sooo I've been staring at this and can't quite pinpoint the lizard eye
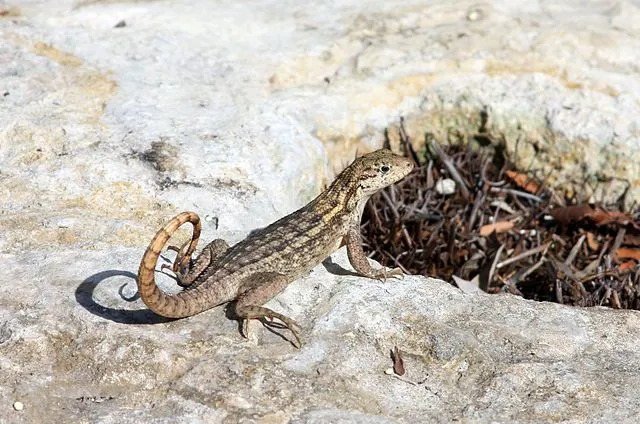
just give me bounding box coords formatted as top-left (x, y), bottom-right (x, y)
top-left (380, 165), bottom-right (390, 173)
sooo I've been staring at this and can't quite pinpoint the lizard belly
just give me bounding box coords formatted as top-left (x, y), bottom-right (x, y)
top-left (286, 234), bottom-right (343, 279)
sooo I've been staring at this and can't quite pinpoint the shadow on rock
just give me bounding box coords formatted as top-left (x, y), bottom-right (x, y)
top-left (322, 256), bottom-right (359, 277)
top-left (75, 270), bottom-right (172, 324)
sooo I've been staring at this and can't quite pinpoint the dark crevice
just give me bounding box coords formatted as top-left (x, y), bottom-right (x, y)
top-left (362, 123), bottom-right (640, 309)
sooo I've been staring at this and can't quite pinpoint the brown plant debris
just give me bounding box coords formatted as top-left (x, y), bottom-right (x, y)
top-left (391, 346), bottom-right (405, 376)
top-left (479, 221), bottom-right (514, 236)
top-left (361, 123), bottom-right (640, 309)
top-left (550, 204), bottom-right (639, 229)
top-left (505, 170), bottom-right (541, 194)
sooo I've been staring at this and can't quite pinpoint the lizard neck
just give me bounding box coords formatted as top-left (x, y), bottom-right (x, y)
top-left (310, 166), bottom-right (368, 225)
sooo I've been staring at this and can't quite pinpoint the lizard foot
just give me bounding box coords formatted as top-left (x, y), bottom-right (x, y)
top-left (159, 262), bottom-right (185, 283)
top-left (240, 310), bottom-right (302, 348)
top-left (265, 315), bottom-right (302, 349)
top-left (373, 267), bottom-right (404, 282)
top-left (167, 241), bottom-right (192, 273)
top-left (159, 263), bottom-right (176, 276)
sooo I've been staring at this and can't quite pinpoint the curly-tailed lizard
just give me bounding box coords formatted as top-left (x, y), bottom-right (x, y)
top-left (137, 149), bottom-right (414, 346)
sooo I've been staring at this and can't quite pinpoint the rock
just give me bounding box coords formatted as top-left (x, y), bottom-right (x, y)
top-left (3, 248), bottom-right (640, 423)
top-left (435, 178), bottom-right (456, 195)
top-left (2, 0), bottom-right (640, 423)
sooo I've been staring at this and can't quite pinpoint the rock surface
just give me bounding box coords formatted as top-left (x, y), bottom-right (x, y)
top-left (5, 248), bottom-right (640, 423)
top-left (2, 0), bottom-right (640, 423)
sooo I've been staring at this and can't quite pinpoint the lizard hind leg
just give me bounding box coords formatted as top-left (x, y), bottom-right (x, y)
top-left (158, 219), bottom-right (203, 278)
top-left (160, 241), bottom-right (191, 277)
top-left (235, 272), bottom-right (302, 348)
top-left (175, 238), bottom-right (230, 288)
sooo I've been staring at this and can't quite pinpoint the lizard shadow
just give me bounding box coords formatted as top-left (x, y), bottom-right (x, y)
top-left (77, 270), bottom-right (298, 346)
top-left (75, 269), bottom-right (173, 325)
top-left (321, 256), bottom-right (360, 277)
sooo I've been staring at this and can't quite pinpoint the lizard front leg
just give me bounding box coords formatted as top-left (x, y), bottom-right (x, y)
top-left (235, 272), bottom-right (301, 348)
top-left (345, 226), bottom-right (403, 281)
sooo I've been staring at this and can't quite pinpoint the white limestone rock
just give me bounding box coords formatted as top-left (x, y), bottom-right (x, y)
top-left (3, 248), bottom-right (640, 423)
top-left (2, 0), bottom-right (640, 423)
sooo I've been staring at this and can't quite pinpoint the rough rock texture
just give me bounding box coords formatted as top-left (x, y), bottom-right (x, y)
top-left (2, 0), bottom-right (640, 423)
top-left (5, 248), bottom-right (640, 423)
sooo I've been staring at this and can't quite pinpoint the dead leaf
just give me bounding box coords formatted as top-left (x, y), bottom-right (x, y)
top-left (616, 247), bottom-right (640, 261)
top-left (479, 221), bottom-right (514, 236)
top-left (391, 346), bottom-right (405, 376)
top-left (505, 170), bottom-right (540, 193)
top-left (550, 204), bottom-right (636, 228)
top-left (618, 260), bottom-right (637, 272)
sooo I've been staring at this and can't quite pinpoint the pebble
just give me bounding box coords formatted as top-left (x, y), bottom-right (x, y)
top-left (467, 8), bottom-right (483, 21)
top-left (435, 178), bottom-right (456, 195)
top-left (13, 401), bottom-right (24, 411)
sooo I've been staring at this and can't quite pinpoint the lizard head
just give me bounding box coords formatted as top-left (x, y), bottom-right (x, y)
top-left (351, 149), bottom-right (414, 196)
top-left (322, 148), bottom-right (414, 214)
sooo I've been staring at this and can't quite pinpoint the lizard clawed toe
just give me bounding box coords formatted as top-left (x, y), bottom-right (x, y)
top-left (159, 263), bottom-right (181, 282)
top-left (284, 321), bottom-right (302, 348)
top-left (373, 267), bottom-right (404, 282)
top-left (264, 315), bottom-right (302, 348)
top-left (240, 317), bottom-right (302, 348)
top-left (387, 267), bottom-right (404, 280)
top-left (241, 319), bottom-right (251, 339)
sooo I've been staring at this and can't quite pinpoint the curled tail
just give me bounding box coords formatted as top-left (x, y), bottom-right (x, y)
top-left (137, 211), bottom-right (205, 318)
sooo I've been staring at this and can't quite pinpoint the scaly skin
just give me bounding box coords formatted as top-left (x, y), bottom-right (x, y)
top-left (136, 149), bottom-right (414, 346)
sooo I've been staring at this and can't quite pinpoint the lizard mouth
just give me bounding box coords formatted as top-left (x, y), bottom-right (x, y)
top-left (397, 157), bottom-right (415, 179)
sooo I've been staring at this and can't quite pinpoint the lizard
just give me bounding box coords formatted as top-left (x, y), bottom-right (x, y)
top-left (136, 148), bottom-right (414, 347)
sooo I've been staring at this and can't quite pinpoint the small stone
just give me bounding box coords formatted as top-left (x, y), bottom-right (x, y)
top-left (384, 368), bottom-right (394, 375)
top-left (467, 8), bottom-right (483, 21)
top-left (13, 401), bottom-right (24, 411)
top-left (435, 178), bottom-right (456, 195)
